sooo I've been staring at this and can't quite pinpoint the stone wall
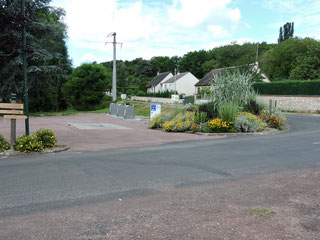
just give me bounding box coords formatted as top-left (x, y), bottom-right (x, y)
top-left (257, 95), bottom-right (320, 112)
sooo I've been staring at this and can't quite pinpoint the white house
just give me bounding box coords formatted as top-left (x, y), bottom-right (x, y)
top-left (161, 72), bottom-right (198, 96)
top-left (146, 72), bottom-right (173, 93)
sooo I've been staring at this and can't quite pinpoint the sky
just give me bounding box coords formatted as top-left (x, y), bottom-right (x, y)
top-left (51, 0), bottom-right (320, 66)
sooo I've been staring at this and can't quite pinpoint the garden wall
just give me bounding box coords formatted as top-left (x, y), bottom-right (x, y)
top-left (131, 96), bottom-right (183, 104)
top-left (257, 95), bottom-right (320, 112)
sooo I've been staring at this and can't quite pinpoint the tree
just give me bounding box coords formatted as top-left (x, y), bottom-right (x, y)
top-left (278, 22), bottom-right (294, 43)
top-left (63, 63), bottom-right (111, 110)
top-left (0, 0), bottom-right (72, 111)
top-left (260, 37), bottom-right (320, 80)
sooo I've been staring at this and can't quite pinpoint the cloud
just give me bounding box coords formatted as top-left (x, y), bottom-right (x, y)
top-left (51, 0), bottom-right (246, 65)
top-left (262, 0), bottom-right (320, 36)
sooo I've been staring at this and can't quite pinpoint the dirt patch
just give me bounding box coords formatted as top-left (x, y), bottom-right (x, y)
top-left (0, 166), bottom-right (319, 239)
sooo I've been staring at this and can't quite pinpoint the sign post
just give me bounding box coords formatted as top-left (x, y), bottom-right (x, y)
top-left (150, 102), bottom-right (162, 119)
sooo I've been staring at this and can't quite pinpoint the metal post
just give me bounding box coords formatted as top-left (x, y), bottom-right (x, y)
top-left (112, 33), bottom-right (117, 102)
top-left (174, 68), bottom-right (177, 93)
top-left (10, 93), bottom-right (17, 150)
top-left (22, 0), bottom-right (29, 136)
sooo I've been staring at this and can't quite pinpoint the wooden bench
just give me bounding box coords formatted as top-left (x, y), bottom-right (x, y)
top-left (0, 103), bottom-right (27, 150)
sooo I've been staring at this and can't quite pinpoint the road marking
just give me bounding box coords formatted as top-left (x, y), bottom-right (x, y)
top-left (313, 142), bottom-right (320, 145)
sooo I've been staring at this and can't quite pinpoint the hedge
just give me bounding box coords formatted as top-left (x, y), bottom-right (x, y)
top-left (253, 80), bottom-right (320, 95)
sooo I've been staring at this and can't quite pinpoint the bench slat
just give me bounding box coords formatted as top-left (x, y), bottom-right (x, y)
top-left (0, 103), bottom-right (24, 109)
top-left (4, 115), bottom-right (27, 120)
top-left (0, 110), bottom-right (24, 115)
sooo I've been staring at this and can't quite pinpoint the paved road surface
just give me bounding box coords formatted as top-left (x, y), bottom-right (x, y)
top-left (0, 114), bottom-right (319, 239)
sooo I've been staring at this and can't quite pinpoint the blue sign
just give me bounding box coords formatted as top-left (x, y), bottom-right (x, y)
top-left (151, 105), bottom-right (156, 111)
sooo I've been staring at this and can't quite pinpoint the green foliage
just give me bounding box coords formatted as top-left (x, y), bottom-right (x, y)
top-left (162, 112), bottom-right (195, 132)
top-left (244, 94), bottom-right (265, 115)
top-left (253, 80), bottom-right (320, 95)
top-left (235, 112), bottom-right (267, 132)
top-left (149, 114), bottom-right (172, 129)
top-left (195, 110), bottom-right (207, 124)
top-left (0, 1), bottom-right (72, 111)
top-left (63, 63), bottom-right (110, 110)
top-left (34, 129), bottom-right (56, 148)
top-left (260, 38), bottom-right (320, 80)
top-left (210, 71), bottom-right (255, 108)
top-left (137, 90), bottom-right (178, 98)
top-left (0, 134), bottom-right (10, 152)
top-left (218, 101), bottom-right (240, 122)
top-left (198, 101), bottom-right (218, 119)
top-left (278, 22), bottom-right (294, 43)
top-left (15, 135), bottom-right (44, 153)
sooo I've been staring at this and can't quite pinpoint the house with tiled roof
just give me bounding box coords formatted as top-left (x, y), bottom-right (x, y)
top-left (161, 72), bottom-right (198, 96)
top-left (146, 72), bottom-right (173, 93)
top-left (195, 63), bottom-right (270, 93)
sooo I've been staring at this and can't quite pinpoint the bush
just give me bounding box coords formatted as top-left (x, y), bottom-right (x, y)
top-left (204, 118), bottom-right (234, 133)
top-left (34, 129), bottom-right (56, 148)
top-left (253, 80), bottom-right (320, 95)
top-left (0, 134), bottom-right (10, 152)
top-left (260, 110), bottom-right (286, 130)
top-left (15, 135), bottom-right (44, 153)
top-left (235, 112), bottom-right (267, 132)
top-left (244, 95), bottom-right (265, 115)
top-left (63, 63), bottom-right (111, 110)
top-left (218, 101), bottom-right (239, 122)
top-left (210, 71), bottom-right (255, 107)
top-left (195, 110), bottom-right (207, 124)
top-left (198, 101), bottom-right (218, 119)
top-left (162, 112), bottom-right (195, 132)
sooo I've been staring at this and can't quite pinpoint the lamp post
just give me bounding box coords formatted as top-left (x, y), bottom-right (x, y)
top-left (22, 0), bottom-right (29, 136)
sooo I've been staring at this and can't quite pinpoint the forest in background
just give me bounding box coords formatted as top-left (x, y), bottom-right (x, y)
top-left (1, 1), bottom-right (320, 112)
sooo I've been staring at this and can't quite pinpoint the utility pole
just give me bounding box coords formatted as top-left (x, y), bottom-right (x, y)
top-left (22, 0), bottom-right (29, 136)
top-left (174, 68), bottom-right (177, 93)
top-left (106, 32), bottom-right (122, 102)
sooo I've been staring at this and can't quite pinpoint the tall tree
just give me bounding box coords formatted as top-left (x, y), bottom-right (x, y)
top-left (0, 0), bottom-right (72, 111)
top-left (278, 22), bottom-right (294, 43)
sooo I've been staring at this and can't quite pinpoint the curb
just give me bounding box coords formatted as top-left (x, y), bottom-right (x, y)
top-left (185, 125), bottom-right (290, 137)
top-left (0, 145), bottom-right (70, 158)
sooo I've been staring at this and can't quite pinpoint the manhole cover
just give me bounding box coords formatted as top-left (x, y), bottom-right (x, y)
top-left (68, 123), bottom-right (132, 130)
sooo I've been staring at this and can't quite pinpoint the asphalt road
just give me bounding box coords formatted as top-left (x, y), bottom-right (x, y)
top-left (0, 114), bottom-right (319, 218)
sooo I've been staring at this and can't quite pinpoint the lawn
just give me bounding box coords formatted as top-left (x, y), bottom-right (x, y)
top-left (29, 100), bottom-right (186, 118)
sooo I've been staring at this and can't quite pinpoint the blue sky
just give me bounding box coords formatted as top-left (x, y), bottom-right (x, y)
top-left (51, 0), bottom-right (320, 66)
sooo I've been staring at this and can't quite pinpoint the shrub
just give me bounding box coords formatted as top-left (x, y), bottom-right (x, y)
top-left (243, 94), bottom-right (265, 115)
top-left (253, 80), bottom-right (320, 95)
top-left (0, 134), bottom-right (10, 152)
top-left (235, 112), bottom-right (267, 132)
top-left (63, 63), bottom-right (111, 110)
top-left (162, 112), bottom-right (195, 132)
top-left (198, 101), bottom-right (218, 119)
top-left (195, 110), bottom-right (207, 124)
top-left (218, 101), bottom-right (240, 122)
top-left (204, 118), bottom-right (234, 133)
top-left (15, 135), bottom-right (43, 153)
top-left (260, 110), bottom-right (286, 130)
top-left (210, 71), bottom-right (255, 108)
top-left (34, 129), bottom-right (56, 148)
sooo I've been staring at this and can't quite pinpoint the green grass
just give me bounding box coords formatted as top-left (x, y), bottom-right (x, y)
top-left (29, 100), bottom-right (186, 118)
top-left (119, 100), bottom-right (186, 118)
top-left (245, 208), bottom-right (276, 217)
top-left (30, 108), bottom-right (109, 117)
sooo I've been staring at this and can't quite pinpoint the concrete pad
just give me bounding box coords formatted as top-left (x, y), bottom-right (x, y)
top-left (68, 123), bottom-right (131, 130)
